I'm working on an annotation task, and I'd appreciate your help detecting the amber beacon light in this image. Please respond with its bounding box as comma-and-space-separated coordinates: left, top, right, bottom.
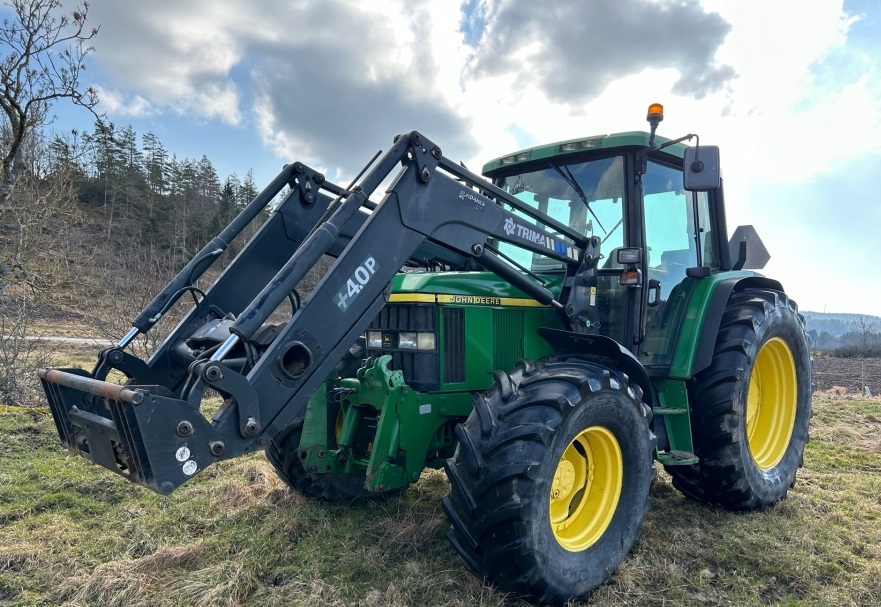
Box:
646, 103, 664, 124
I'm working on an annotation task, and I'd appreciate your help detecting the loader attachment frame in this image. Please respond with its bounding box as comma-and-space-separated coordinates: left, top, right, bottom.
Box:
40, 131, 600, 494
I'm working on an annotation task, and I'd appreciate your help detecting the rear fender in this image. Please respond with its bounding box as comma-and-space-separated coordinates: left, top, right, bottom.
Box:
669, 272, 784, 380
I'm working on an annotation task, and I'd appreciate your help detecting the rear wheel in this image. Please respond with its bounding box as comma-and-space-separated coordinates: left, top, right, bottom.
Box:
443, 358, 655, 604
666, 289, 812, 509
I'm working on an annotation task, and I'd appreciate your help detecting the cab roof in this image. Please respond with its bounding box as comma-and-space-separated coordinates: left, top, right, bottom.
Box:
481, 130, 689, 176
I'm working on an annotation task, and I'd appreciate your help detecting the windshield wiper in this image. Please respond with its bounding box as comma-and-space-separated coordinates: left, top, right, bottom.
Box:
549, 162, 606, 233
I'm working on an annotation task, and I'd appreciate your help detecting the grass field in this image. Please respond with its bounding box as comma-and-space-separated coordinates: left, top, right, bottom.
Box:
1, 392, 880, 607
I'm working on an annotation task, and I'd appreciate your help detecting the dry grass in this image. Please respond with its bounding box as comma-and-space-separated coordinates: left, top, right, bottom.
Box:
2, 395, 881, 607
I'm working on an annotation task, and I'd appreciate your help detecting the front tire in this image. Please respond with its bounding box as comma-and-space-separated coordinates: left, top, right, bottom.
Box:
666, 289, 812, 509
266, 415, 400, 504
442, 358, 655, 604
265, 339, 399, 504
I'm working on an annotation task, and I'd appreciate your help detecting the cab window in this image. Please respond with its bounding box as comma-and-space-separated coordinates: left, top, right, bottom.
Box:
495, 156, 625, 272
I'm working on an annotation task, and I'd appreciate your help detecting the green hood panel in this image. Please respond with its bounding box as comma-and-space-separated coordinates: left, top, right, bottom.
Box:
391, 271, 563, 302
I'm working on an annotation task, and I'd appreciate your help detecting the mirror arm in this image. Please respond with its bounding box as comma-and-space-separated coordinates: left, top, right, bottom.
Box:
636, 133, 698, 181
655, 133, 697, 152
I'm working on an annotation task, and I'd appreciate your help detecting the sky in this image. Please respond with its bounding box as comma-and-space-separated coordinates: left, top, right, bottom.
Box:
19, 0, 881, 316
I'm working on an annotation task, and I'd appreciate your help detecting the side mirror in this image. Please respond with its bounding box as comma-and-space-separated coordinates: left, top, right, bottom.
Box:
683, 145, 721, 191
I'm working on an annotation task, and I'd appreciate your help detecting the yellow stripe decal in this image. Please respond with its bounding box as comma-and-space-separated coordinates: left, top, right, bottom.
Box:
437, 294, 548, 307
388, 293, 436, 303
387, 293, 548, 307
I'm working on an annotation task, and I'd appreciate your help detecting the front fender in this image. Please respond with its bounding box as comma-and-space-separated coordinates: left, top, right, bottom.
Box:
536, 327, 656, 409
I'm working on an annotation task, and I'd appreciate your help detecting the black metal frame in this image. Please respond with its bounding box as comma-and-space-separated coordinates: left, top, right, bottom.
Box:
40, 131, 605, 494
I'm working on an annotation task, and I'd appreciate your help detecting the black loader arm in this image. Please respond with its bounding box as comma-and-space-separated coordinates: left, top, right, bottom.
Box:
39, 131, 594, 494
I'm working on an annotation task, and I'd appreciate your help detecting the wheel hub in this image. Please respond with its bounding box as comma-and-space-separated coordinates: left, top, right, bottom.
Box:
552, 459, 577, 500
549, 426, 623, 551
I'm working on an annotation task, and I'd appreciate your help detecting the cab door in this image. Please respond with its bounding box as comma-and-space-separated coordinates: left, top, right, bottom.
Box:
639, 159, 720, 368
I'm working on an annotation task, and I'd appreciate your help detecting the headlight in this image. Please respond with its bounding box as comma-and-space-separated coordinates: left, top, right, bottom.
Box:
398, 332, 418, 350
417, 332, 436, 350
367, 331, 383, 349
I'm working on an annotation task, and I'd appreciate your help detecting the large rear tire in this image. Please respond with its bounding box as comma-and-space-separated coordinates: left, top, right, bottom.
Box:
666, 289, 812, 509
442, 357, 655, 604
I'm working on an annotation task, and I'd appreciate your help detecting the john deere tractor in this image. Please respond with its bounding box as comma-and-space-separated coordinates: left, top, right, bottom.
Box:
40, 104, 811, 603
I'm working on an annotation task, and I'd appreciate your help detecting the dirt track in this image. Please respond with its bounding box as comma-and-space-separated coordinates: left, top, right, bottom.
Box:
812, 356, 881, 395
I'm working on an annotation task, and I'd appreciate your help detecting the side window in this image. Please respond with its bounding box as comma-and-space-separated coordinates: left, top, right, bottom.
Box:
642, 160, 717, 366
696, 190, 719, 270
643, 162, 695, 299
643, 164, 718, 285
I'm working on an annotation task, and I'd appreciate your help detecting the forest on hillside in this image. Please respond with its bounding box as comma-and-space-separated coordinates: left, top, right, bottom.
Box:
0, 121, 265, 294
0, 118, 278, 406
1, 1, 268, 304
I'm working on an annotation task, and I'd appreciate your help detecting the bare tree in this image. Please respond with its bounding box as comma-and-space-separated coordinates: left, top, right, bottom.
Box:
0, 128, 84, 291
854, 314, 879, 352
0, 295, 51, 406
0, 0, 99, 204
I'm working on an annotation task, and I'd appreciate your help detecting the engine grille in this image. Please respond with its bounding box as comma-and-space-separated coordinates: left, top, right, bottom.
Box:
443, 307, 465, 383
493, 308, 524, 372
366, 304, 440, 391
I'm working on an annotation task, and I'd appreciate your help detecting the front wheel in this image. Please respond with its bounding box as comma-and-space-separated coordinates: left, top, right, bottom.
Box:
666, 289, 812, 509
265, 414, 400, 504
442, 358, 655, 604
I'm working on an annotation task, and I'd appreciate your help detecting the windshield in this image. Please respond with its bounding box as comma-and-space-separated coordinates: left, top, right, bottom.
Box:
494, 156, 625, 271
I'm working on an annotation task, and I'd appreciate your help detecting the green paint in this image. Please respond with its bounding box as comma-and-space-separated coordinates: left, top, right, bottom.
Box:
668, 270, 765, 380
435, 304, 561, 391
481, 130, 690, 174
301, 382, 330, 456
301, 357, 475, 493
392, 271, 564, 393
652, 378, 698, 466
392, 270, 563, 299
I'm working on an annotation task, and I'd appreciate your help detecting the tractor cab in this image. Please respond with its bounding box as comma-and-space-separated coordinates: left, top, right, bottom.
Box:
482, 106, 731, 372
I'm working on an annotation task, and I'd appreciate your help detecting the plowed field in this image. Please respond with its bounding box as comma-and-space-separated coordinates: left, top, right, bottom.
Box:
812, 355, 881, 394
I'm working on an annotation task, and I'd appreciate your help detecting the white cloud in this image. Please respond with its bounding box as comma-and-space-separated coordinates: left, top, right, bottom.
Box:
463, 0, 734, 104
86, 0, 479, 176
692, 0, 879, 182
453, 0, 880, 193
93, 86, 155, 118
83, 0, 879, 175
76, 0, 881, 315
88, 2, 245, 125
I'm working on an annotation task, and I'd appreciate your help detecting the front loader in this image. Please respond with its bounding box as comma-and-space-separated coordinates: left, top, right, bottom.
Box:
39, 105, 811, 604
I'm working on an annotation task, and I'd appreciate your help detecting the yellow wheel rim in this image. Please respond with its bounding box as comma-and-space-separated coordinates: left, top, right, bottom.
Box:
746, 337, 797, 470
549, 426, 623, 552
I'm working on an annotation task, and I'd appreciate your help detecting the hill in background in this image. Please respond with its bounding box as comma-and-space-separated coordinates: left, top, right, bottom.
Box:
802, 311, 881, 337
801, 311, 881, 354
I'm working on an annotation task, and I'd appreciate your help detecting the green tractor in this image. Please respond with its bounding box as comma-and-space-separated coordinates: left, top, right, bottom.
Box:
40, 104, 811, 603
